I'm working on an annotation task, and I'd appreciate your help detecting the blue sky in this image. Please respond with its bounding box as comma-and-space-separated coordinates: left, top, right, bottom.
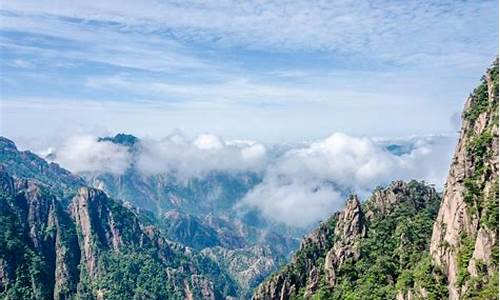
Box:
0, 0, 498, 147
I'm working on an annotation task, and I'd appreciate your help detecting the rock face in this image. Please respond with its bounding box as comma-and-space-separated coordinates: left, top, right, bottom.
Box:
253, 181, 441, 299
0, 168, 238, 299
0, 168, 80, 299
323, 195, 366, 288
429, 60, 499, 299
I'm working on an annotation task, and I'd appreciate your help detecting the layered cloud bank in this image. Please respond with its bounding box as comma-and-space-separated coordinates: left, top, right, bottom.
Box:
240, 133, 455, 226
47, 132, 455, 227
55, 135, 133, 174
51, 132, 268, 179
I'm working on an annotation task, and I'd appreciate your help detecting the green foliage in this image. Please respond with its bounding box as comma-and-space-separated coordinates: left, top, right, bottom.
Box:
456, 234, 475, 287
470, 271, 499, 300
491, 59, 499, 98
460, 263, 499, 300
412, 255, 448, 299
92, 250, 180, 300
464, 77, 489, 123
481, 179, 499, 231
0, 191, 52, 299
307, 181, 443, 299
469, 131, 493, 158
463, 129, 495, 217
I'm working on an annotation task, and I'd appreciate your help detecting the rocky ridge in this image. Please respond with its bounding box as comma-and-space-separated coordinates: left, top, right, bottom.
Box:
428, 59, 499, 299
253, 180, 442, 299
0, 167, 238, 299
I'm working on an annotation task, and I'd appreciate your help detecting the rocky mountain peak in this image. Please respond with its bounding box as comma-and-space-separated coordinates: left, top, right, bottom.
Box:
253, 179, 439, 300
322, 195, 366, 290
428, 59, 498, 299
334, 194, 365, 239
98, 133, 139, 147
365, 180, 438, 220
0, 136, 85, 196
0, 137, 17, 151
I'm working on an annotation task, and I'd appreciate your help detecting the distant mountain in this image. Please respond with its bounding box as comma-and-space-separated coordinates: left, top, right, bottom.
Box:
78, 134, 301, 295
253, 59, 499, 300
0, 135, 299, 298
98, 133, 139, 147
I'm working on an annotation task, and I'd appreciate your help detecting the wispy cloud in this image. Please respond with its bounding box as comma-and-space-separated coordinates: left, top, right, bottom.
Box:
2, 1, 497, 62
0, 1, 497, 143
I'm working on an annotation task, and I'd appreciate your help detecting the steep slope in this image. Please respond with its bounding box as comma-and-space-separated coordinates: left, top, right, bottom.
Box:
0, 168, 238, 299
253, 181, 442, 299
428, 60, 499, 299
0, 166, 80, 299
0, 137, 85, 196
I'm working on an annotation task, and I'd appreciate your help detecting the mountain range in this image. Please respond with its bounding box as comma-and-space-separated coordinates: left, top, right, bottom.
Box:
0, 59, 498, 299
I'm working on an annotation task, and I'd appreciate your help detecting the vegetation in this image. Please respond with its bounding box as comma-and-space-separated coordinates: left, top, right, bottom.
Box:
0, 170, 239, 299
259, 181, 448, 300
464, 78, 489, 123
457, 59, 499, 299
456, 234, 475, 287
322, 181, 445, 299
0, 190, 53, 299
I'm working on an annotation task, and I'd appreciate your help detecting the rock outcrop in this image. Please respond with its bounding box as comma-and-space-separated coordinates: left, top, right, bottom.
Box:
429, 60, 499, 299
323, 195, 366, 288
253, 181, 441, 299
0, 168, 80, 299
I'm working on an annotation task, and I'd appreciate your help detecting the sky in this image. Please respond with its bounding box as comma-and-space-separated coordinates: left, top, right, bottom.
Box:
0, 0, 498, 147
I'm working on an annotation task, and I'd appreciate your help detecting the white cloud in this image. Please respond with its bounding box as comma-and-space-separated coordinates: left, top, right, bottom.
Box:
240, 132, 456, 227
241, 179, 344, 228
136, 134, 268, 179
192, 134, 224, 150
48, 130, 455, 227
53, 134, 132, 175
2, 0, 496, 63
49, 132, 268, 178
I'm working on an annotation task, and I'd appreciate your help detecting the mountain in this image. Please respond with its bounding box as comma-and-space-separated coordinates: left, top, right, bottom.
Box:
1, 59, 497, 299
0, 137, 85, 197
253, 59, 499, 300
71, 135, 301, 296
252, 180, 444, 299
0, 136, 297, 298
427, 59, 499, 299
0, 167, 238, 299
